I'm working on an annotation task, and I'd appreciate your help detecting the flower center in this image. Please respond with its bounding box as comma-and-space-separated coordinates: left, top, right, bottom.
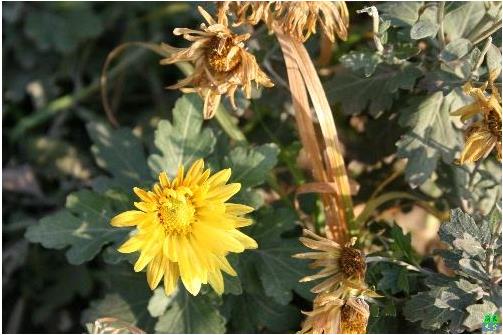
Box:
485, 109, 501, 140
157, 192, 195, 235
339, 246, 366, 278
340, 304, 367, 334
206, 36, 241, 73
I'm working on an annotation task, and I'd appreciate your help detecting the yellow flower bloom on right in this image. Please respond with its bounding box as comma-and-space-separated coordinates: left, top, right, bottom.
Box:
452, 75, 502, 164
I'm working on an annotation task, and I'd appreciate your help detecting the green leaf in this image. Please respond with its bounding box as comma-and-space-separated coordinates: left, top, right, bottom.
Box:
223, 269, 243, 295
224, 144, 279, 189
339, 51, 382, 77
148, 94, 216, 177
147, 288, 173, 318
404, 276, 479, 332
24, 4, 103, 53
464, 300, 498, 331
223, 290, 301, 333
444, 2, 501, 41
390, 224, 416, 263
87, 122, 151, 190
325, 64, 422, 116
379, 2, 422, 27
81, 265, 155, 331
439, 39, 473, 62
486, 43, 502, 78
378, 265, 412, 295
437, 209, 495, 283
242, 207, 312, 305
25, 190, 129, 265
439, 209, 489, 246
410, 20, 438, 40
155, 289, 226, 334
33, 265, 93, 324
396, 90, 461, 187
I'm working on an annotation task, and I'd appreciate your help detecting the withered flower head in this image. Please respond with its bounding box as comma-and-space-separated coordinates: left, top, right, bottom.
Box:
452, 74, 502, 164
161, 6, 273, 119
340, 297, 370, 334
300, 286, 371, 334
232, 1, 349, 43
294, 229, 367, 293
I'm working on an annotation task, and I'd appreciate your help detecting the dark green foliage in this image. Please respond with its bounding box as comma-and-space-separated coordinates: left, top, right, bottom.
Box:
5, 2, 502, 334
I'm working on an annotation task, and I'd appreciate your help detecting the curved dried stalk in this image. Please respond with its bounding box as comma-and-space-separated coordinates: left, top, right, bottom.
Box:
277, 34, 344, 241
100, 42, 246, 143
274, 25, 354, 243
100, 41, 174, 127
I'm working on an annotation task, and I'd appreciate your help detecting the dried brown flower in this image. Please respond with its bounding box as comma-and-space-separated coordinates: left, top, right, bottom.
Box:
161, 6, 273, 119
299, 286, 371, 334
340, 298, 370, 334
452, 74, 502, 164
232, 1, 349, 43
294, 229, 366, 293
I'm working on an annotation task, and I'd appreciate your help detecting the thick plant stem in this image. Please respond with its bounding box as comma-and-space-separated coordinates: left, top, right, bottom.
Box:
275, 26, 354, 243
278, 38, 341, 241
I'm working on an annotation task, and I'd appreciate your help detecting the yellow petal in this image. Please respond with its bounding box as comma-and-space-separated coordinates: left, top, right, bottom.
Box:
225, 203, 254, 215
159, 171, 170, 188
451, 103, 480, 121
207, 169, 231, 187
153, 184, 163, 197
118, 236, 143, 253
185, 159, 204, 185
194, 224, 245, 253
229, 230, 258, 250
133, 187, 156, 202
214, 255, 237, 276
147, 253, 166, 290
134, 240, 162, 272
208, 270, 224, 295
178, 237, 202, 295
197, 207, 234, 229
134, 202, 157, 212
163, 235, 179, 262
227, 214, 253, 228
206, 183, 241, 202
173, 165, 185, 187
193, 169, 211, 185
459, 129, 496, 164
163, 261, 180, 295
111, 211, 145, 227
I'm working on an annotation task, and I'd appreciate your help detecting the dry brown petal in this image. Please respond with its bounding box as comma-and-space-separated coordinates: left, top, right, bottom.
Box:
453, 79, 502, 164
161, 5, 273, 119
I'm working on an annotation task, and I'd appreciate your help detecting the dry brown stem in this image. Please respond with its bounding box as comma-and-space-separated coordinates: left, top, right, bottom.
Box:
275, 25, 354, 243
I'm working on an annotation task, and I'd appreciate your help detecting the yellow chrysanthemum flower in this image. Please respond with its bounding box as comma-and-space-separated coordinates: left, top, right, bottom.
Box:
452, 76, 502, 164
110, 159, 257, 296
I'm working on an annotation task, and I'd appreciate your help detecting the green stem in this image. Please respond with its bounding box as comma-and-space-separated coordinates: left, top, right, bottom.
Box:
214, 105, 247, 144
354, 191, 444, 230
10, 47, 148, 141
174, 62, 247, 144
366, 256, 432, 274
